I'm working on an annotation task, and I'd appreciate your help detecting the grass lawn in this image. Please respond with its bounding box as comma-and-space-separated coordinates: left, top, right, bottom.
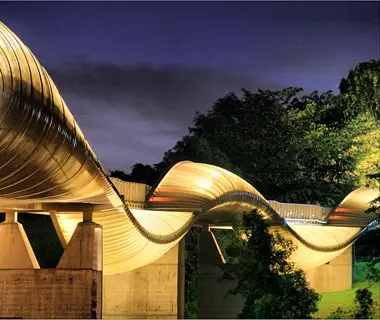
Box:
314, 262, 380, 319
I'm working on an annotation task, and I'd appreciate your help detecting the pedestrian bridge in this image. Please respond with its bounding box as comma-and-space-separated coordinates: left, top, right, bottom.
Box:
0, 22, 379, 277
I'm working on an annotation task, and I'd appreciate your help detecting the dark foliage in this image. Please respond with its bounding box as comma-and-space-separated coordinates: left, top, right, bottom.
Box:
354, 288, 374, 319
184, 228, 200, 318
340, 59, 380, 120
110, 163, 160, 185
221, 210, 320, 319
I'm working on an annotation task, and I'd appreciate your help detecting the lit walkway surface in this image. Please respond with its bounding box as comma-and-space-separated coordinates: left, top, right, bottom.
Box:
0, 22, 379, 275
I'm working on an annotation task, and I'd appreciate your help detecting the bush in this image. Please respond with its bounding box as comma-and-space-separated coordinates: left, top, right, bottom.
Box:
354, 288, 374, 319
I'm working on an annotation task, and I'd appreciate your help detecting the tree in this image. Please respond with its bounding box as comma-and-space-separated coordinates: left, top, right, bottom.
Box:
363, 172, 380, 287
189, 88, 304, 202
109, 169, 130, 181
110, 163, 160, 185
121, 79, 378, 206
161, 135, 242, 176
366, 173, 380, 217
128, 163, 160, 185
220, 210, 320, 319
354, 288, 374, 319
184, 228, 200, 319
340, 59, 380, 120
340, 59, 380, 210
325, 288, 377, 319
354, 229, 380, 261
367, 257, 380, 285
326, 307, 353, 319
159, 87, 374, 206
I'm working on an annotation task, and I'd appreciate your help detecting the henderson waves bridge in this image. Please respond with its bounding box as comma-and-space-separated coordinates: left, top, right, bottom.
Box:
0, 22, 379, 319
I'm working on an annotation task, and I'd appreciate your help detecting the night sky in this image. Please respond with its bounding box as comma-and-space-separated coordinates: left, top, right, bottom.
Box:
1, 2, 379, 171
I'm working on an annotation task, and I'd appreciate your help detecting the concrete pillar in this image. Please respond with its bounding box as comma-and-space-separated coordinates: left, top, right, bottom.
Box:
305, 247, 353, 292
0, 210, 103, 319
50, 211, 68, 248
198, 226, 243, 319
55, 216, 103, 319
0, 211, 40, 269
5, 211, 17, 223
83, 209, 93, 223
103, 244, 179, 319
177, 238, 185, 319
0, 214, 103, 319
57, 222, 103, 271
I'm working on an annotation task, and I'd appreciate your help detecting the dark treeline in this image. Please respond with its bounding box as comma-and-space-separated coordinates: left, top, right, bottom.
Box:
112, 60, 380, 207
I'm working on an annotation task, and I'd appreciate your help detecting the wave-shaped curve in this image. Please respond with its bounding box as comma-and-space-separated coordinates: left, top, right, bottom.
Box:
0, 22, 378, 274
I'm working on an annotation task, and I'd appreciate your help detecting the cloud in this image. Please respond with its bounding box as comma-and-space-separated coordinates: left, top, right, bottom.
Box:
50, 63, 279, 170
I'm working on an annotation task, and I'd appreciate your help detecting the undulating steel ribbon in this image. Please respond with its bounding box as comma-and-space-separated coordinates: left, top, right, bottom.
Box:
0, 22, 378, 274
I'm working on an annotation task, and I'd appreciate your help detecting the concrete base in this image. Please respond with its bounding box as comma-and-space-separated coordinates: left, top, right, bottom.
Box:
198, 228, 243, 319
57, 222, 103, 271
0, 221, 40, 269
0, 220, 103, 319
0, 269, 102, 319
305, 247, 352, 293
103, 244, 179, 319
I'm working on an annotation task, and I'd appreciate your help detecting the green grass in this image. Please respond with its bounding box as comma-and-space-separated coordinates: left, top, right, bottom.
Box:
314, 262, 380, 319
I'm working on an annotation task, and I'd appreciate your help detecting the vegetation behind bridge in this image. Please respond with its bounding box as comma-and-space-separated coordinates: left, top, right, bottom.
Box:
111, 59, 380, 318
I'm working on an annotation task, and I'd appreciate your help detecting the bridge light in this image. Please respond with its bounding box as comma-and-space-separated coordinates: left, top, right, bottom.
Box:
198, 180, 212, 189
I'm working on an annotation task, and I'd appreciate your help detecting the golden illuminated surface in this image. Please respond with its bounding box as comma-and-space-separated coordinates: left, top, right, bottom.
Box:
0, 22, 191, 274
0, 22, 379, 274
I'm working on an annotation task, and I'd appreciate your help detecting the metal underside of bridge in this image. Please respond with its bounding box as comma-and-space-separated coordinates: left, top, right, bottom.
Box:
0, 22, 379, 275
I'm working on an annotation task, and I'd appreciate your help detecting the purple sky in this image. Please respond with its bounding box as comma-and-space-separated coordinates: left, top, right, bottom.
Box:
1, 2, 379, 171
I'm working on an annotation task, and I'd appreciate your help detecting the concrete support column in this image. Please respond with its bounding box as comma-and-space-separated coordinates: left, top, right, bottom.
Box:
177, 238, 185, 319
57, 221, 103, 271
0, 211, 40, 269
103, 244, 179, 319
305, 247, 353, 292
198, 226, 243, 319
50, 211, 68, 248
83, 209, 93, 223
5, 211, 17, 223
0, 210, 103, 319
55, 213, 103, 319
57, 209, 102, 271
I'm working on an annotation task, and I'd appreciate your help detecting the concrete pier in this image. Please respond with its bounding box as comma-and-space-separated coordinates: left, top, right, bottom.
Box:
103, 243, 180, 319
0, 212, 40, 269
57, 222, 103, 271
198, 227, 243, 319
0, 214, 103, 319
305, 247, 353, 293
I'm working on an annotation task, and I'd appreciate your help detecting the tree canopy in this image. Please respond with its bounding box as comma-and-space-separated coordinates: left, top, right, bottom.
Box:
220, 210, 320, 319
340, 59, 380, 120
155, 86, 378, 206
111, 61, 380, 205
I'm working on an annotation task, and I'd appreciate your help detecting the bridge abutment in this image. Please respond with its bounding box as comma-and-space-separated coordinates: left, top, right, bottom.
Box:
57, 221, 103, 271
0, 212, 40, 269
198, 226, 243, 319
0, 213, 103, 319
304, 246, 353, 292
102, 242, 181, 319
